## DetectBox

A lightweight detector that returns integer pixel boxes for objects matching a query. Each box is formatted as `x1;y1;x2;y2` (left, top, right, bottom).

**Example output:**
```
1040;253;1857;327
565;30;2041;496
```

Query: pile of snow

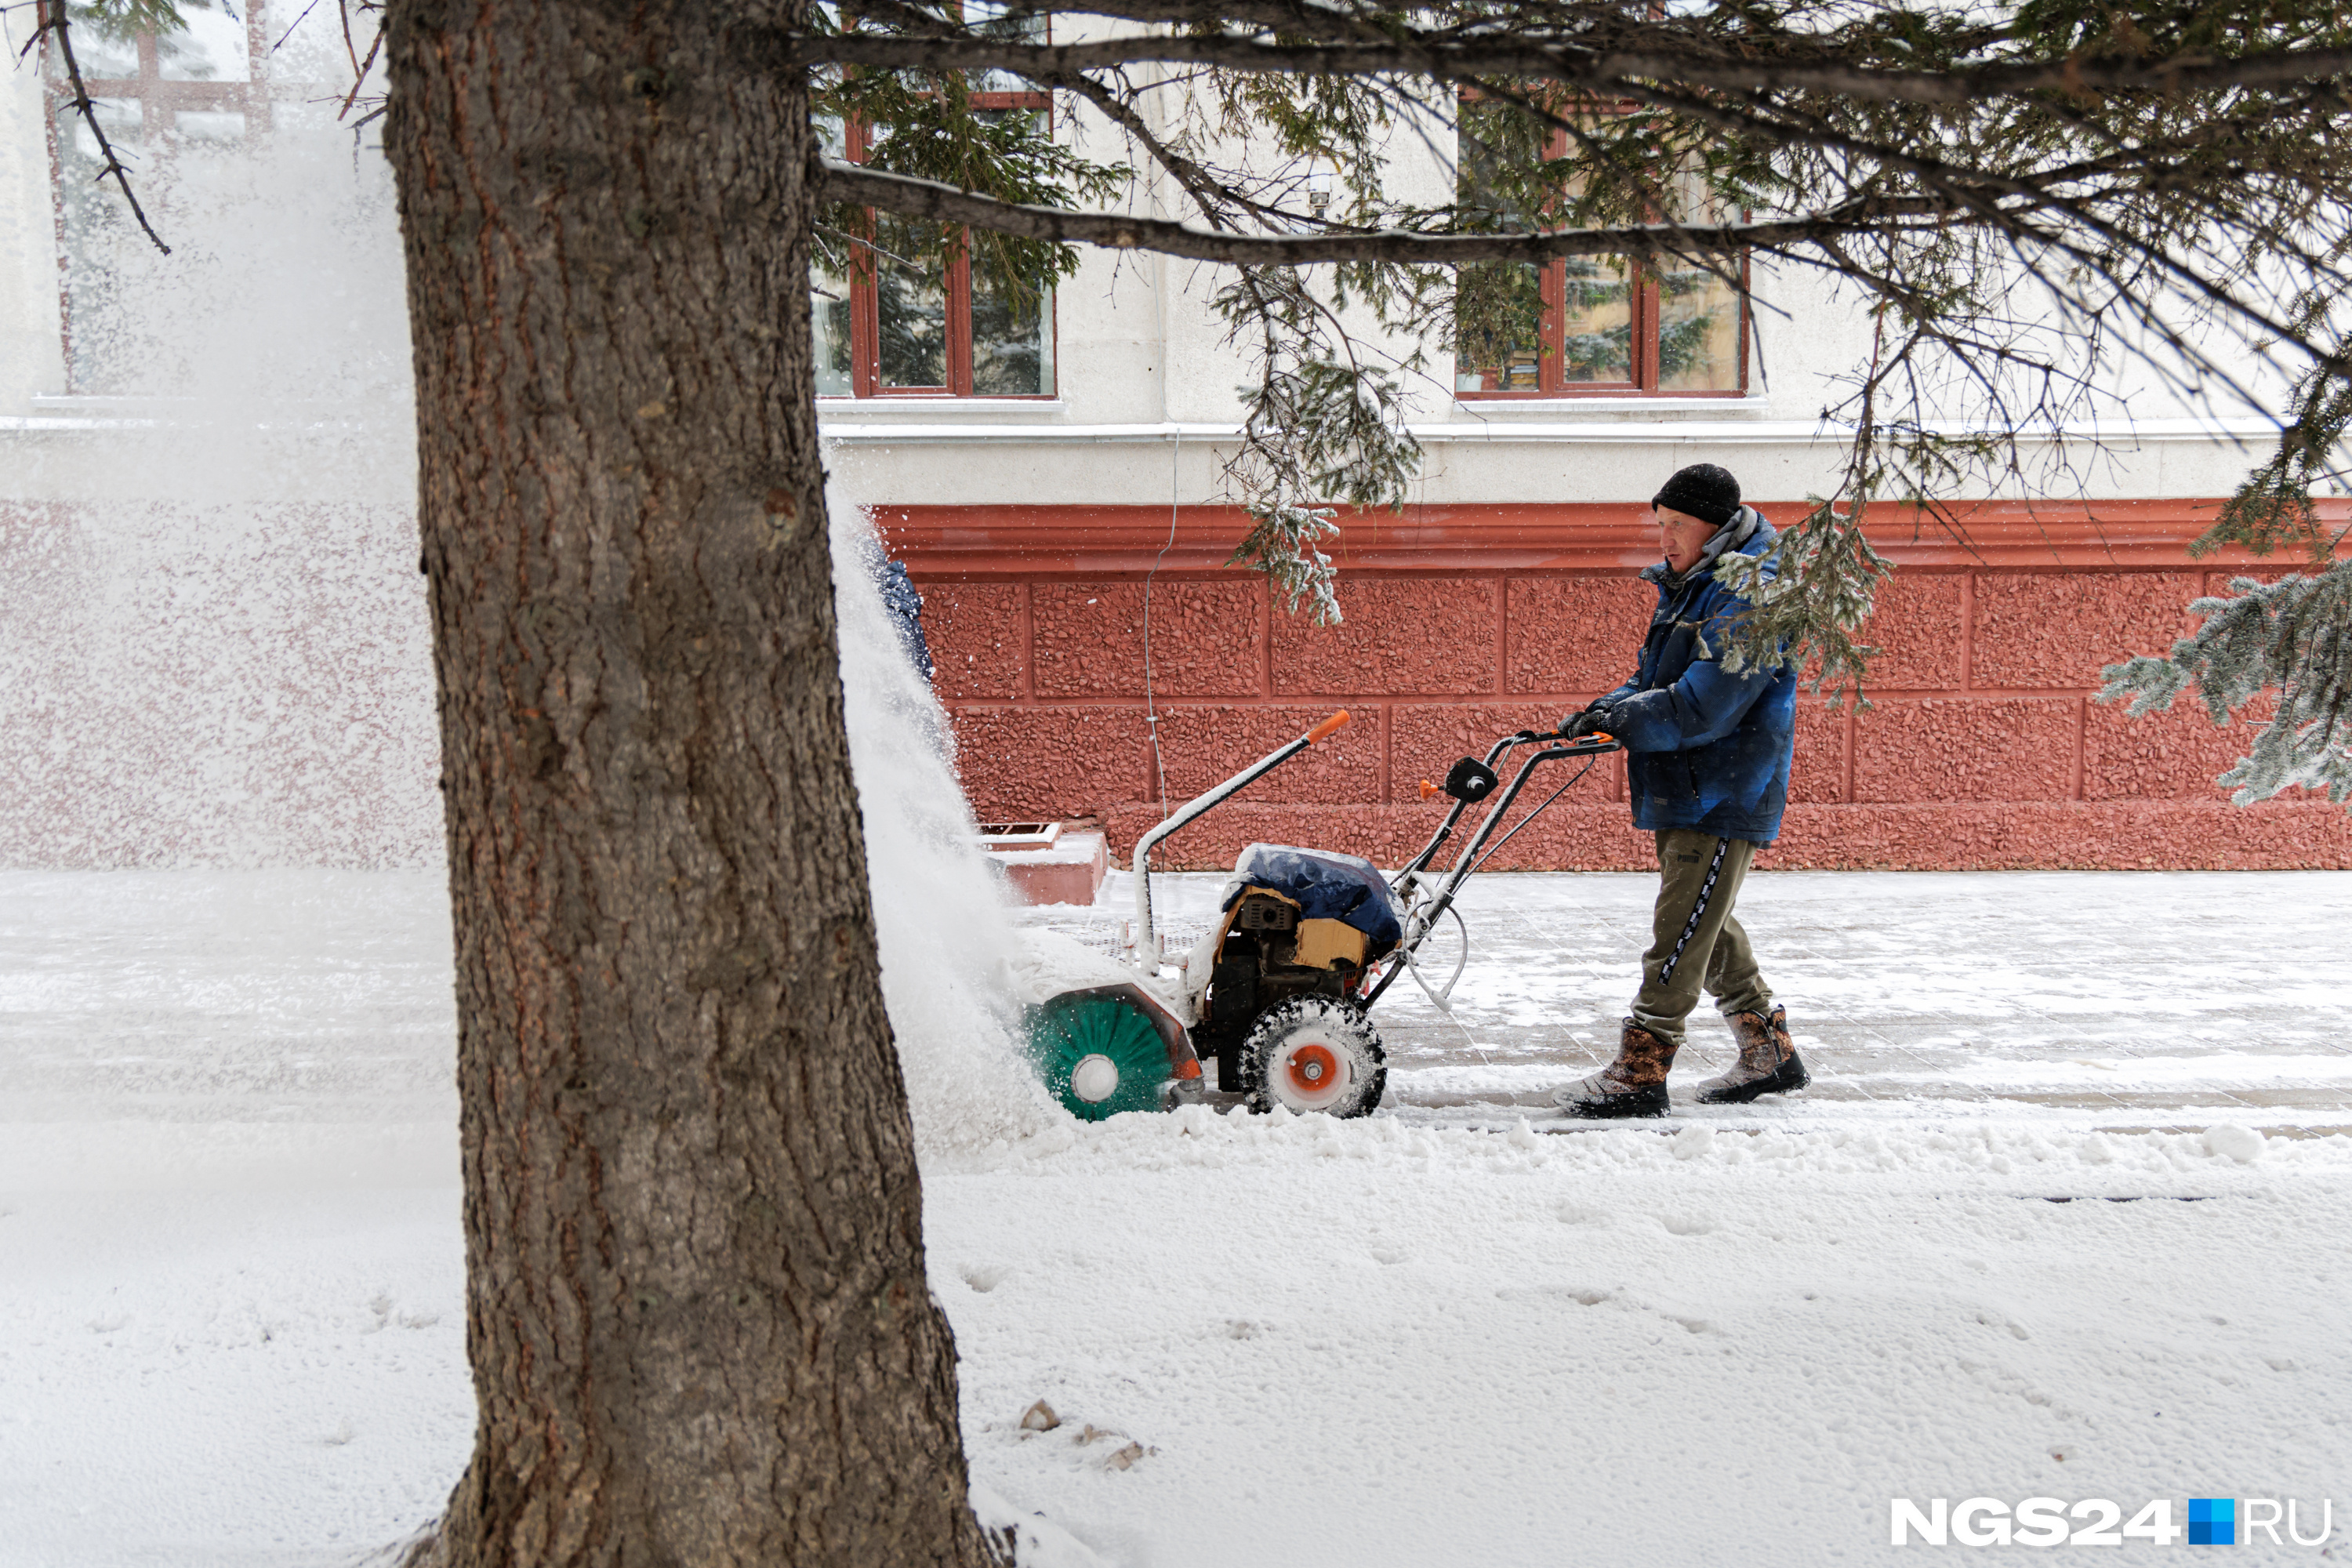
1005;930;1144;1009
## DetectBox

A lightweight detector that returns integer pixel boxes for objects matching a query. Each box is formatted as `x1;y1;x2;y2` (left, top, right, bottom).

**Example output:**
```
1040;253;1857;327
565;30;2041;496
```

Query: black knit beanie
1651;463;1742;530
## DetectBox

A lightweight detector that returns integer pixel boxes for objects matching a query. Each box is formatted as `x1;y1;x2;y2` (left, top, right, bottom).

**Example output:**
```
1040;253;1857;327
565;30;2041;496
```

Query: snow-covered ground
5;869;2351;1565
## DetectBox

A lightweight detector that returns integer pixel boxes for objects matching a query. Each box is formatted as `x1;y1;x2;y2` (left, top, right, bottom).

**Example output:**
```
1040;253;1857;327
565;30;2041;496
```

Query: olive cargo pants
1628;829;1774;1050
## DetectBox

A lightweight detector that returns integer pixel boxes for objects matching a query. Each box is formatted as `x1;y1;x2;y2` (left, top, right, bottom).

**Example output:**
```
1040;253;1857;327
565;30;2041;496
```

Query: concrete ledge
988;829;1109;906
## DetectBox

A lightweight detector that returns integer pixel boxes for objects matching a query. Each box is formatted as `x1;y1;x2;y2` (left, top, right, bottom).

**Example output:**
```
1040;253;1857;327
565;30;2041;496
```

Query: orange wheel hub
1287;1044;1340;1093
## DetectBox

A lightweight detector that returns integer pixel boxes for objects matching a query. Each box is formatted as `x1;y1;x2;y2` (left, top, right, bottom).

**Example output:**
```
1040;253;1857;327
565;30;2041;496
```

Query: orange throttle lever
1419;778;1442;801
1307;709;1350;744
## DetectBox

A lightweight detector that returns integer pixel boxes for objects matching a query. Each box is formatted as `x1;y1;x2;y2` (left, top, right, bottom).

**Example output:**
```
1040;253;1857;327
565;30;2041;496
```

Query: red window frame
1454;120;1750;401
827;93;1058;400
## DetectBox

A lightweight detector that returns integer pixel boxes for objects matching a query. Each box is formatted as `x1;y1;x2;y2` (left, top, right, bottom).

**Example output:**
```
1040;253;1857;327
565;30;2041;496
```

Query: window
812;15;1058;399
1453;102;1748;398
42;0;366;395
44;0;273;391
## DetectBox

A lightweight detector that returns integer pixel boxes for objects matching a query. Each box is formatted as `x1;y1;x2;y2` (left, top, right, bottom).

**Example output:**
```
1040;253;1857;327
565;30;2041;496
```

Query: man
1555;463;1809;1118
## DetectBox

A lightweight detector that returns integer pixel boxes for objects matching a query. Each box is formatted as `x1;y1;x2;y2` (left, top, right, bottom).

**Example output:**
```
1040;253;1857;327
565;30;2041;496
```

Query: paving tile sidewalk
1017;867;2352;1133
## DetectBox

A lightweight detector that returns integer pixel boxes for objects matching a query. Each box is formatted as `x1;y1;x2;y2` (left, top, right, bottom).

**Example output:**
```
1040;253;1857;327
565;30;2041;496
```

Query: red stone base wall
894;500;2352;873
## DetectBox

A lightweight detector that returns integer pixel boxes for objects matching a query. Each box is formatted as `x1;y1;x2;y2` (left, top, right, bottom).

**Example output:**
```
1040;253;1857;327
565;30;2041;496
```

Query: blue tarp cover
1221;843;1403;947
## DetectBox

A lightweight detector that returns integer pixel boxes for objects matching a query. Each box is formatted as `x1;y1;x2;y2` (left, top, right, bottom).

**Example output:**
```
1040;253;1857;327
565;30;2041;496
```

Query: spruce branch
815;159;1943;267
789;29;2352;107
1214;264;1421;626
2100;562;2352;807
1711;503;1894;711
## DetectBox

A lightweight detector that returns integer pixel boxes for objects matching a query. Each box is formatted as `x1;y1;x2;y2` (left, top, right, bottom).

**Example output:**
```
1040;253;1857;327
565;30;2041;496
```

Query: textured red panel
1109;804;1412;872
2082;694;2261;801
947;705;1146;820
1103;802;1656;872
918;582;1024;701
1969;572;2198;688
1103;799;2352;871
1859;572;1964;691
1152;704;1381;805
1763;801;2352;870
1388;703;1571;804
2204;569;2289;601
1853;698;2077;802
1439;801;1658;870
1503;577;1654;695
1271;578;1498;695
1030;581;1264;698
1788;699;1850;804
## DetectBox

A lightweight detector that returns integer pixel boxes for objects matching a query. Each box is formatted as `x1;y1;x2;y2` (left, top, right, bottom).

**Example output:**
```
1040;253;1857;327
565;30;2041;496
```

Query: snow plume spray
3;25;1054;1146
826;477;1059;1153
2;47;435;868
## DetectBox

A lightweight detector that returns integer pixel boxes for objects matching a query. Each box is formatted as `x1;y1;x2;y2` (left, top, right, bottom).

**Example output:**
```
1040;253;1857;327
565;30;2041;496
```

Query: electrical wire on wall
1141;428;1181;869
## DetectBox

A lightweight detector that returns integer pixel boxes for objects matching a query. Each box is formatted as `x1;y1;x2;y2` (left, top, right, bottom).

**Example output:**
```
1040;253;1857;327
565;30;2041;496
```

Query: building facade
3;5;2347;869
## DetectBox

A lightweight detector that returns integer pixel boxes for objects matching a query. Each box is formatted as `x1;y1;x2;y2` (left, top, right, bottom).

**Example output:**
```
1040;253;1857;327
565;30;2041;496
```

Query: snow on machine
1018;710;1622;1121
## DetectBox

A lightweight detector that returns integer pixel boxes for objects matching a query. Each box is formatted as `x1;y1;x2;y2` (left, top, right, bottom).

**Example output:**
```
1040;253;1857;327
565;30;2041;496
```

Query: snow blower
1019;711;1622;1122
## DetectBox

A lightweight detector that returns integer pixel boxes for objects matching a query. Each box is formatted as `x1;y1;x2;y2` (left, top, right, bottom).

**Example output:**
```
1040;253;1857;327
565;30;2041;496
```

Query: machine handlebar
1307;710;1351;744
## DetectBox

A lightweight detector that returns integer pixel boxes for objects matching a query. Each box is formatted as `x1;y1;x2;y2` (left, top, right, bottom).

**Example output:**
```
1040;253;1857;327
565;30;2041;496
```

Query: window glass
156;2;245;80
963;0;1046;94
1452;96;1745;397
877;221;949;388
1657;262;1741;391
971;273;1051;395
808;115;855;394
1454;261;1544;391
65;8;140;77
967;103;1054;395
811;259;854;397
816;74;1057;397
174;108;246;140
1655;164;1741;390
49;82;147;392
1559;256;1633;383
45;0;403;398
1451;96;1551;392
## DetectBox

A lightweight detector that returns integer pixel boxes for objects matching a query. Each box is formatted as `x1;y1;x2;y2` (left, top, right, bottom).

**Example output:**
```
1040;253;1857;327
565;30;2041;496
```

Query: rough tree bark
383;0;989;1562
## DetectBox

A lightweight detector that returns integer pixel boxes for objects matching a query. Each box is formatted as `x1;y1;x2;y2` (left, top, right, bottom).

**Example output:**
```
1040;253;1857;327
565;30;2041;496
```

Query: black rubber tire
1239;996;1386;1118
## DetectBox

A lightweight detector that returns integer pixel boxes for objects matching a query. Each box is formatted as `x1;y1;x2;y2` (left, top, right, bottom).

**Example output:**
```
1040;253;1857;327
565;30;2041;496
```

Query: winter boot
1696;1004;1809;1104
1553;1018;1677;1119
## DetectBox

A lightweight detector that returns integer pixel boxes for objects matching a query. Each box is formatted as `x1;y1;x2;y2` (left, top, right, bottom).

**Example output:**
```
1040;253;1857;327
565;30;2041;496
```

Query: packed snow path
1030;868;2352;1134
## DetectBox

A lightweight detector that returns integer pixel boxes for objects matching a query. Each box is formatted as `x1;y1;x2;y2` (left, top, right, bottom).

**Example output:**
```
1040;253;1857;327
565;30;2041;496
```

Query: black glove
1561;702;1614;739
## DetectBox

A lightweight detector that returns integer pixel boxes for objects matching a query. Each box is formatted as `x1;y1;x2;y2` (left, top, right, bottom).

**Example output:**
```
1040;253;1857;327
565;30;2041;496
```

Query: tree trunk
382;1;988;1562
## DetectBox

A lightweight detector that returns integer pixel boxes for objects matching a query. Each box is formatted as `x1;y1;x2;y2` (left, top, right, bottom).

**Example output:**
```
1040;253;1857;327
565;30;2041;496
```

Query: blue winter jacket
1599;508;1798;844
